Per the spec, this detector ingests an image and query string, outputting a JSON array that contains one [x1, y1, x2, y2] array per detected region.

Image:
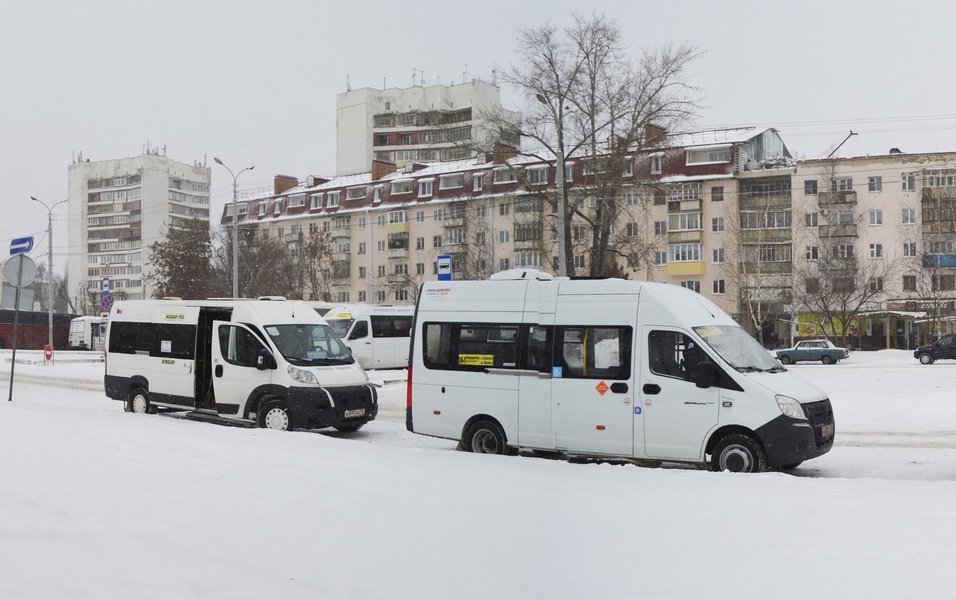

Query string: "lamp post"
[[30, 196, 67, 350], [213, 158, 254, 298], [536, 93, 568, 277]]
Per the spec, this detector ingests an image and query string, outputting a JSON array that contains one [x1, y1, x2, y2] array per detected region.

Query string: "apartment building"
[[67, 150, 211, 304], [793, 152, 956, 349], [221, 128, 797, 335], [335, 79, 519, 176]]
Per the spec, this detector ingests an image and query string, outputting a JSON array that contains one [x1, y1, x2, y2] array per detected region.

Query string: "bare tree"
[[301, 229, 335, 301], [487, 12, 702, 276]]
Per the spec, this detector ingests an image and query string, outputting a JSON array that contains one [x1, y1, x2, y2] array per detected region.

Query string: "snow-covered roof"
[[667, 127, 774, 149]]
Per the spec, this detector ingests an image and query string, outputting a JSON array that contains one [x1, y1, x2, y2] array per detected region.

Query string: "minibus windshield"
[[264, 323, 354, 366], [326, 318, 354, 339], [693, 325, 782, 372]]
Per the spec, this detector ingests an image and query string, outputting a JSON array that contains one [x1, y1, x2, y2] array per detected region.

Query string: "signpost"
[[4, 252, 37, 401], [437, 254, 452, 281]]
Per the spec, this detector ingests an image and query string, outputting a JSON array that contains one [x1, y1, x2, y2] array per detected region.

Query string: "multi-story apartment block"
[[68, 150, 211, 304], [794, 152, 956, 349], [335, 79, 520, 176], [222, 127, 797, 336]]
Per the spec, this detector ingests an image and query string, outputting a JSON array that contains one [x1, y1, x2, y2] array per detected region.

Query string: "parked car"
[[775, 339, 849, 365], [914, 334, 956, 364]]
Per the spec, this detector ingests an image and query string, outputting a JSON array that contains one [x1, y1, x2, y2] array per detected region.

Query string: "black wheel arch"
[[705, 424, 764, 458], [458, 414, 510, 451]]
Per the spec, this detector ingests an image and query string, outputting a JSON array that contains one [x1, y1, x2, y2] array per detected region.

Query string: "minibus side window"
[[649, 330, 707, 382], [523, 325, 553, 372], [350, 320, 369, 340], [555, 326, 631, 379], [152, 324, 196, 359], [108, 321, 152, 354], [422, 322, 520, 371], [219, 325, 267, 367], [371, 315, 413, 338]]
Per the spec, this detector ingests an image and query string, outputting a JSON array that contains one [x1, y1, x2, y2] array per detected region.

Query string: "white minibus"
[[407, 269, 835, 473], [324, 304, 414, 370], [105, 299, 378, 432], [69, 315, 106, 350]]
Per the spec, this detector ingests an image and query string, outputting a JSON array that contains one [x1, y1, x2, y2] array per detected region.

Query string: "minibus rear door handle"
[[609, 382, 628, 393], [215, 365, 223, 377], [642, 383, 661, 395]]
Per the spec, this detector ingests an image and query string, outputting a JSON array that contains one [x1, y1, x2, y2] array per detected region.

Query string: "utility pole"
[[31, 196, 67, 350]]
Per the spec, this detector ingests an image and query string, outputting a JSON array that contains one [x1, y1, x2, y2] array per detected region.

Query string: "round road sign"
[[44, 345, 53, 361], [101, 295, 112, 312], [3, 254, 37, 287]]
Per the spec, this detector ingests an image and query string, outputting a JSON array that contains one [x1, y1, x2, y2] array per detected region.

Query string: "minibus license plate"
[[822, 424, 834, 441], [344, 408, 365, 419]]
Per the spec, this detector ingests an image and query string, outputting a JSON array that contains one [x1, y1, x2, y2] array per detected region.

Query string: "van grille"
[[803, 399, 834, 446]]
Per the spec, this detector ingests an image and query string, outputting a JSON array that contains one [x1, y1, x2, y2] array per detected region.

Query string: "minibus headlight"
[[775, 395, 807, 420], [288, 365, 319, 384]]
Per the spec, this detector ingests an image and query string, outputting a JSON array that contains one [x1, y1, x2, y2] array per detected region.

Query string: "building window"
[[395, 290, 408, 301], [499, 258, 510, 271], [686, 146, 730, 164], [934, 275, 956, 292], [831, 178, 853, 192], [653, 189, 666, 205], [806, 212, 818, 228], [869, 210, 883, 225], [327, 191, 340, 208], [654, 221, 666, 235], [416, 237, 425, 250], [668, 212, 701, 232], [358, 242, 366, 255], [433, 235, 442, 248], [868, 176, 882, 192], [274, 199, 283, 214], [625, 192, 639, 206], [680, 280, 701, 293], [713, 280, 725, 294], [419, 180, 433, 197], [903, 242, 917, 257], [389, 209, 407, 224], [668, 243, 702, 262], [337, 292, 350, 303], [902, 208, 916, 225], [804, 180, 818, 195], [391, 180, 413, 195], [902, 174, 916, 191], [650, 154, 663, 175], [527, 166, 548, 185], [377, 240, 385, 252], [806, 246, 819, 260], [903, 275, 917, 291], [373, 186, 383, 203], [836, 244, 854, 258], [473, 174, 484, 192], [869, 244, 883, 259], [712, 248, 724, 263], [493, 167, 518, 184], [711, 186, 724, 201], [712, 217, 724, 232], [310, 194, 322, 210], [654, 251, 667, 265], [499, 231, 510, 243], [358, 266, 366, 279], [869, 277, 884, 292], [573, 255, 586, 269], [626, 222, 639, 237], [416, 262, 425, 275], [439, 173, 464, 190]]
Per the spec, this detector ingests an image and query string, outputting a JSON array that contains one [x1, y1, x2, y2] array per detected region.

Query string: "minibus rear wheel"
[[711, 434, 767, 473], [127, 389, 153, 414], [464, 419, 512, 455], [258, 399, 294, 432]]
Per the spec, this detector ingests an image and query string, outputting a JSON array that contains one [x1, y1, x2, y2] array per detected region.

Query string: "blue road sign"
[[10, 237, 33, 255], [437, 254, 452, 281]]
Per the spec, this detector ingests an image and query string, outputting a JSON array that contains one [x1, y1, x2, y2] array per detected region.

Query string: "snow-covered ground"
[[1, 349, 954, 599]]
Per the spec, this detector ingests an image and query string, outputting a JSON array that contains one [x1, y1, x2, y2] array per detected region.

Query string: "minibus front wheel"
[[258, 399, 295, 432], [463, 419, 513, 455], [711, 433, 767, 473]]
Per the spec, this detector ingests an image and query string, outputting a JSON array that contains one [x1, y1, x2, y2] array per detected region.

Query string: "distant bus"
[[324, 304, 414, 369], [69, 316, 106, 351], [0, 309, 73, 350]]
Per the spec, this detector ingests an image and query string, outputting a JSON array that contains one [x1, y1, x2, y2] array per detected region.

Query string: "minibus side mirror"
[[693, 361, 719, 389], [256, 349, 277, 370]]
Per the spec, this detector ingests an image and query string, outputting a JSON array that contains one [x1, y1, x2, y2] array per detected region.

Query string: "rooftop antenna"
[[346, 74, 351, 92], [827, 131, 858, 158]]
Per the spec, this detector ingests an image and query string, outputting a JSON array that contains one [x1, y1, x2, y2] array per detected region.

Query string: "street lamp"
[[30, 196, 67, 350], [536, 93, 568, 277], [213, 157, 255, 298]]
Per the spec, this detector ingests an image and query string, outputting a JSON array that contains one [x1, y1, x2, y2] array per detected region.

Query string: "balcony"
[[818, 190, 857, 206], [739, 229, 792, 243], [738, 261, 792, 275], [739, 195, 791, 211], [818, 224, 857, 238], [388, 248, 409, 260], [387, 273, 411, 284], [331, 227, 350, 239], [819, 258, 857, 271], [667, 230, 702, 244]]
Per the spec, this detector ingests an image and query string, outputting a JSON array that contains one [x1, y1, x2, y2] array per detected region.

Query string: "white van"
[[305, 301, 335, 317], [69, 315, 106, 351], [407, 270, 835, 472], [324, 304, 414, 370], [104, 299, 378, 432]]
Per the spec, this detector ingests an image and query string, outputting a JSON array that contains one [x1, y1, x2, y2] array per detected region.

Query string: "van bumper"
[[756, 408, 835, 468], [285, 383, 378, 429]]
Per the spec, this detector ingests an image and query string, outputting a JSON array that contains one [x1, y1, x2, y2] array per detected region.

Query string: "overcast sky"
[[4, 0, 956, 278]]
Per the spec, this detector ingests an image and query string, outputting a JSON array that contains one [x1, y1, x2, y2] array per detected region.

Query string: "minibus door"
[[640, 327, 720, 461], [347, 319, 374, 369], [210, 322, 275, 419], [551, 297, 639, 456]]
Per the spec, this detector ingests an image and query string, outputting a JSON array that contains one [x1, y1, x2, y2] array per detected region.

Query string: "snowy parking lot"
[[1, 348, 954, 598]]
